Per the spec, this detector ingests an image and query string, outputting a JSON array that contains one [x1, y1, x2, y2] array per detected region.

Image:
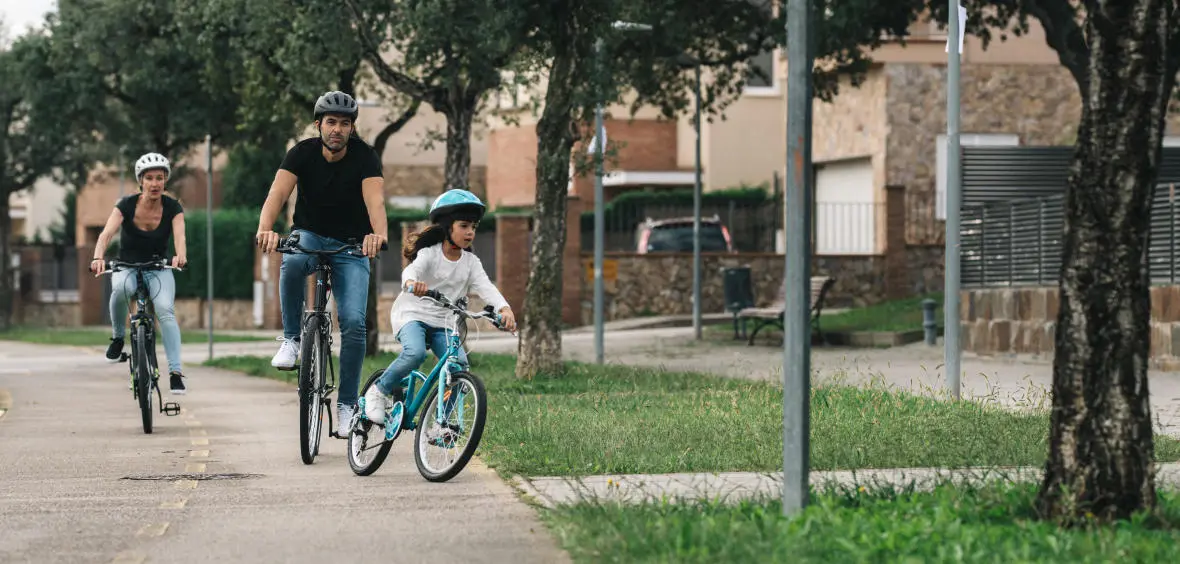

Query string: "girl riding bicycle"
[[89, 152, 189, 395], [363, 189, 516, 424]]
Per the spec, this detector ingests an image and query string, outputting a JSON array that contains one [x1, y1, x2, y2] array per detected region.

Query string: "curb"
[[0, 388, 11, 421]]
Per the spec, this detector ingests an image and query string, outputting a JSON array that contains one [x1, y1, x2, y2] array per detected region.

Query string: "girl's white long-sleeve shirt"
[[389, 243, 510, 337]]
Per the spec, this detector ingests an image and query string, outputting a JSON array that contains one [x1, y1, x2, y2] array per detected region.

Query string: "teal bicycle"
[[348, 290, 509, 481]]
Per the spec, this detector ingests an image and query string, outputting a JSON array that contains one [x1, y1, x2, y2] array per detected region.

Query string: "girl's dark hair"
[[402, 218, 479, 262], [403, 223, 447, 262]]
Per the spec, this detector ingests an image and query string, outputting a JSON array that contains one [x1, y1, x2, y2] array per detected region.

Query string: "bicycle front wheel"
[[298, 320, 326, 464], [135, 324, 153, 434], [413, 371, 487, 482]]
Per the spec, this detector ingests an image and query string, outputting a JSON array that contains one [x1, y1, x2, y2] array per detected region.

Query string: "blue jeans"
[[280, 229, 371, 407], [376, 321, 468, 396], [111, 268, 182, 374]]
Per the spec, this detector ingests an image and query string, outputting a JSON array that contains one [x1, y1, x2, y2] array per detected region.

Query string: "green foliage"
[[44, 189, 78, 247], [220, 139, 289, 211], [174, 208, 264, 300], [46, 0, 259, 167]]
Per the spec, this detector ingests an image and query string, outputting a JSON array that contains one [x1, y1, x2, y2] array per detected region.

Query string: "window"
[[936, 133, 1021, 220], [743, 0, 778, 94]]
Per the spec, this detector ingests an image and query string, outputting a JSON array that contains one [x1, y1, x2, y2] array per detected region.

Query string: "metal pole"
[[783, 0, 813, 516], [692, 63, 702, 340], [206, 135, 214, 361], [944, 0, 963, 400], [593, 37, 606, 365]]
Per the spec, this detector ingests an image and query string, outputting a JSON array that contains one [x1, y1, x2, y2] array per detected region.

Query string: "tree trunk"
[[0, 193, 13, 331], [443, 102, 475, 190], [515, 48, 579, 380], [1037, 0, 1178, 523]]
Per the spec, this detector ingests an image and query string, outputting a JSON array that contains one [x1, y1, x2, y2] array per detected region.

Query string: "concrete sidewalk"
[[512, 463, 1180, 508]]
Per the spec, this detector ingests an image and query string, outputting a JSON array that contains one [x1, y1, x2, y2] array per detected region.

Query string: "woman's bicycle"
[[274, 232, 387, 465], [349, 289, 509, 481], [97, 257, 183, 434]]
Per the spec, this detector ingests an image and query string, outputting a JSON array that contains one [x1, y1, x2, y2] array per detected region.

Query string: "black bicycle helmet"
[[313, 90, 359, 121]]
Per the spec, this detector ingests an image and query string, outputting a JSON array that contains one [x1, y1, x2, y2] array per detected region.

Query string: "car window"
[[645, 224, 729, 252]]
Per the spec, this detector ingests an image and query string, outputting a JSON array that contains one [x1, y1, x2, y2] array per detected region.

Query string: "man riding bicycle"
[[256, 90, 388, 437], [90, 152, 189, 395]]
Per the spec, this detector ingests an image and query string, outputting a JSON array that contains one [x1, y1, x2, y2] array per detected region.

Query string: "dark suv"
[[635, 216, 735, 254]]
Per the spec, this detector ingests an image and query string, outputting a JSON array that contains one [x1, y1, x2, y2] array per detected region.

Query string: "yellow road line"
[[190, 438, 209, 446], [188, 428, 206, 436], [185, 463, 207, 473], [135, 522, 169, 537], [111, 551, 146, 564], [189, 449, 210, 458], [160, 498, 188, 509], [174, 480, 198, 490]]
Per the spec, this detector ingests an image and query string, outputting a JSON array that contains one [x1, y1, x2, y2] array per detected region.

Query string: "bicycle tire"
[[136, 323, 153, 434], [413, 371, 487, 482], [298, 318, 326, 464], [348, 369, 396, 476]]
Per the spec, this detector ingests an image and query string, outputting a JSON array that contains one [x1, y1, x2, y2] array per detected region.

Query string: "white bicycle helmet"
[[134, 152, 171, 180]]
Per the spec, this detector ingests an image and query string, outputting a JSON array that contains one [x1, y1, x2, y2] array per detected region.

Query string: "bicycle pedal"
[[162, 402, 181, 416]]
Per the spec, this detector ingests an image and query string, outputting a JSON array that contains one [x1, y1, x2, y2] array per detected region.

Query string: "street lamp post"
[[675, 53, 704, 340], [593, 20, 653, 365]]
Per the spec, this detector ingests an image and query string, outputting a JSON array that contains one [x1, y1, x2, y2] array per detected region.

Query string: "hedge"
[[174, 208, 263, 299]]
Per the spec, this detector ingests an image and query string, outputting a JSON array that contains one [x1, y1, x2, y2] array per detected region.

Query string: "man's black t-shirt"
[[280, 136, 384, 242], [115, 194, 184, 262]]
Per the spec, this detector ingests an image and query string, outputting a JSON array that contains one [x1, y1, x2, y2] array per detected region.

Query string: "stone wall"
[[883, 63, 1180, 248], [961, 286, 1180, 369], [907, 245, 945, 296], [576, 252, 905, 324]]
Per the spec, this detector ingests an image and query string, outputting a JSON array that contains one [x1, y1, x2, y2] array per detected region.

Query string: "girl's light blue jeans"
[[376, 321, 468, 396], [110, 268, 182, 374]]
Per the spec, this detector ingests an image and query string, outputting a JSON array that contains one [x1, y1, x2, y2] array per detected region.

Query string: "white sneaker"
[[363, 385, 392, 423], [271, 337, 299, 369], [337, 404, 356, 436]]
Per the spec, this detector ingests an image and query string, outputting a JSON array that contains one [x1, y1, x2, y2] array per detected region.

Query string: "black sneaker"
[[170, 371, 186, 395], [106, 337, 124, 363]]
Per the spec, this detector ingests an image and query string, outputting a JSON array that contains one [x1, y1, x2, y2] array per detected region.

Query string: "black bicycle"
[[98, 258, 182, 434], [274, 232, 387, 464]]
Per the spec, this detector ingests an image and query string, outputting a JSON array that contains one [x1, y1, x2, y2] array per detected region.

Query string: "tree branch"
[[258, 52, 317, 108], [341, 0, 430, 100], [372, 97, 422, 158], [1026, 0, 1091, 95]]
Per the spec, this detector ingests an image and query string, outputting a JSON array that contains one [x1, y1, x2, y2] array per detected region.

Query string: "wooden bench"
[[738, 276, 835, 346]]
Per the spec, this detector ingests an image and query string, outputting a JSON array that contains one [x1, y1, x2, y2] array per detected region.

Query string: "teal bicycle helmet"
[[429, 188, 486, 224]]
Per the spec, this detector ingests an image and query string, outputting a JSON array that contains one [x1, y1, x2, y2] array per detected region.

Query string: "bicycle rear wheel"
[[135, 323, 153, 434], [414, 371, 487, 482], [348, 369, 396, 476], [298, 319, 326, 464]]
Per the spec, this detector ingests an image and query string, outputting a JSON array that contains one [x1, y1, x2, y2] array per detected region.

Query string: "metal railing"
[[961, 183, 1180, 287], [815, 202, 880, 255]]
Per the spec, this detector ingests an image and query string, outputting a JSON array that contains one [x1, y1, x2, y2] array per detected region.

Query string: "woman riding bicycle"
[[89, 152, 189, 395], [362, 188, 516, 424]]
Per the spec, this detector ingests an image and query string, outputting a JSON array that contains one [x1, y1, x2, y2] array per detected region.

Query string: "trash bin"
[[722, 266, 755, 339]]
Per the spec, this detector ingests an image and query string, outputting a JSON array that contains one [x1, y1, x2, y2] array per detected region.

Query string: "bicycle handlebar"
[[419, 288, 513, 334], [275, 232, 389, 256], [95, 258, 181, 276]]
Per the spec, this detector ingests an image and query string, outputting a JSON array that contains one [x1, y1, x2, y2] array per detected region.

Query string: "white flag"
[[945, 4, 967, 54]]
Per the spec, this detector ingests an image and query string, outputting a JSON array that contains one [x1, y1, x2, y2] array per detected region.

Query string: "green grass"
[[541, 482, 1180, 563], [710, 293, 946, 339], [819, 292, 944, 333], [203, 352, 1180, 478], [0, 326, 269, 346]]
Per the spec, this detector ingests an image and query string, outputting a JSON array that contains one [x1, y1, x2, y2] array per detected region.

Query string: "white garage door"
[[815, 158, 875, 255]]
